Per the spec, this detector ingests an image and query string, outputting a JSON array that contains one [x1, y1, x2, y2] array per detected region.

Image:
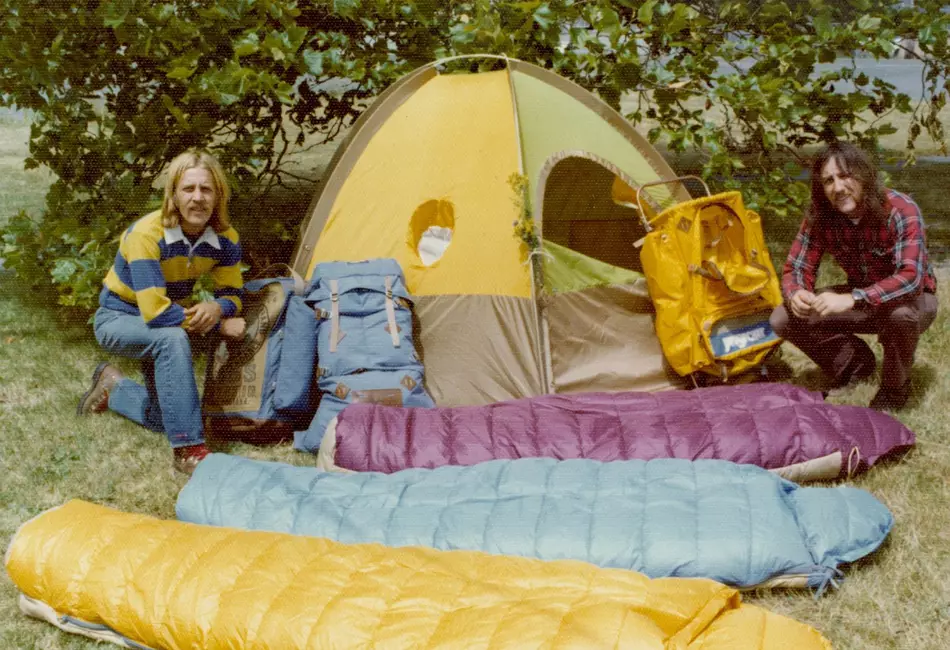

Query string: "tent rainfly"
[[292, 55, 693, 407]]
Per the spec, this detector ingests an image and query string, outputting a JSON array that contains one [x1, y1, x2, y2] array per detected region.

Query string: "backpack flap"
[[307, 259, 419, 377]]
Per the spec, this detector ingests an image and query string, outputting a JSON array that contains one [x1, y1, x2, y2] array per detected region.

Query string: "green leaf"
[[759, 2, 790, 21], [160, 94, 187, 125], [51, 258, 78, 284], [302, 49, 324, 76], [817, 48, 836, 64], [759, 76, 784, 92], [412, 0, 439, 21], [333, 0, 359, 19], [856, 15, 881, 31], [667, 4, 693, 33], [875, 36, 897, 56], [233, 33, 260, 58], [273, 81, 294, 105], [813, 11, 832, 38], [102, 5, 128, 28], [166, 66, 196, 80], [638, 0, 657, 25], [533, 4, 553, 30]]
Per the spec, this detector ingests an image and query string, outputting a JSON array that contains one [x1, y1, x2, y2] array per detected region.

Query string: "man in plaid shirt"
[[770, 141, 938, 410]]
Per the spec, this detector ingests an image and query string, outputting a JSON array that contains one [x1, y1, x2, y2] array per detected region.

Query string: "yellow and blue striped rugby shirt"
[[100, 211, 243, 327]]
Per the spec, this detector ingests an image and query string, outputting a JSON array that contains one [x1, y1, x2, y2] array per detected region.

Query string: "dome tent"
[[291, 55, 693, 406]]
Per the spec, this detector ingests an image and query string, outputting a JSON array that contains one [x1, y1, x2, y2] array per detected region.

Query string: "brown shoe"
[[172, 443, 211, 476], [76, 362, 124, 415], [869, 381, 912, 411], [829, 350, 876, 389]]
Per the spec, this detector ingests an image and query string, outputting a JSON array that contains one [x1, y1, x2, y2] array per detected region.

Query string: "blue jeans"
[[93, 307, 204, 448]]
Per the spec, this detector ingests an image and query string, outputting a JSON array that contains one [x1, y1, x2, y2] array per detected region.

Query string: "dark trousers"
[[769, 289, 938, 389]]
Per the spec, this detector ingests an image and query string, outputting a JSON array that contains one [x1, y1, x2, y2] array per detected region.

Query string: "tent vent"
[[409, 199, 455, 266], [418, 226, 453, 265]]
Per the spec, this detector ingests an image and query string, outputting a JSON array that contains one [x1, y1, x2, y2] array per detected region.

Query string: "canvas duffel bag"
[[202, 271, 318, 445]]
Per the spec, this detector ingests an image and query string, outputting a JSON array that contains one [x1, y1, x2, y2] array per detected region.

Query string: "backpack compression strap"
[[384, 276, 401, 348], [329, 279, 341, 353]]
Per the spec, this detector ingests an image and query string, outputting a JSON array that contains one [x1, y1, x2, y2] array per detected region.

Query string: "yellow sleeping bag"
[[5, 500, 831, 650]]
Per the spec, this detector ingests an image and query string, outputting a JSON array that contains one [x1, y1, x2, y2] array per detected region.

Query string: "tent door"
[[536, 155, 680, 394]]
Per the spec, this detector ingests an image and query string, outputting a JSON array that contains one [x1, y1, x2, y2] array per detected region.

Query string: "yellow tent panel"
[[307, 70, 529, 298]]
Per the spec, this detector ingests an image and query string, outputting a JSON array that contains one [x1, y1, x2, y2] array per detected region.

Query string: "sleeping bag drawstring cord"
[[846, 446, 862, 478], [811, 566, 845, 600]]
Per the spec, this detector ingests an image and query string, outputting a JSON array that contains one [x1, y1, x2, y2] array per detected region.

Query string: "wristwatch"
[[850, 288, 865, 307]]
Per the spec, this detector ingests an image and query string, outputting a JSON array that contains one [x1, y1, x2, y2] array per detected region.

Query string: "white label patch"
[[721, 327, 767, 353]]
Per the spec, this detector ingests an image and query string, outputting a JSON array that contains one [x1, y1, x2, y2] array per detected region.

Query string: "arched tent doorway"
[[536, 153, 682, 393]]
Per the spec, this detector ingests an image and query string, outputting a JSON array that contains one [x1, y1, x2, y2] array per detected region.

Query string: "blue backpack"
[[293, 259, 434, 452]]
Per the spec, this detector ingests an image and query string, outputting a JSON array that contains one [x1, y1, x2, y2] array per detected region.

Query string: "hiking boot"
[[76, 362, 124, 416], [829, 351, 876, 389], [172, 443, 211, 476], [869, 381, 912, 412]]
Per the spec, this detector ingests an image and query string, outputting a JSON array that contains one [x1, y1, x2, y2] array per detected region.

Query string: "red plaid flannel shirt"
[[781, 189, 937, 306]]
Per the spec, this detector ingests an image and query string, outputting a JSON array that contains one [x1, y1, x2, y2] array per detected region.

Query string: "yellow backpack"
[[635, 181, 783, 382]]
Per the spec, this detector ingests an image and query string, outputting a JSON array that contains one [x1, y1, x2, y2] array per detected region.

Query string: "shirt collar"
[[163, 225, 221, 250]]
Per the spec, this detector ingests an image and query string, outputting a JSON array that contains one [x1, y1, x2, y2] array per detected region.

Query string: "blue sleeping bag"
[[177, 454, 892, 593]]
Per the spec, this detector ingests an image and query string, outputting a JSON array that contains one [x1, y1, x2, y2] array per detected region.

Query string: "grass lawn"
[[2, 107, 950, 649]]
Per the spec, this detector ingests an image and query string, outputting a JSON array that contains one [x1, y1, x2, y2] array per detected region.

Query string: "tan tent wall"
[[543, 283, 680, 394], [532, 152, 681, 394], [414, 294, 545, 406]]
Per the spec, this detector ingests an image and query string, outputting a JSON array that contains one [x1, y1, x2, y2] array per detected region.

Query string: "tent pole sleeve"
[[506, 63, 553, 394]]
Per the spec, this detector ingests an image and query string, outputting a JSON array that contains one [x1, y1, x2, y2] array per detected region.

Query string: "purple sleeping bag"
[[316, 383, 915, 481]]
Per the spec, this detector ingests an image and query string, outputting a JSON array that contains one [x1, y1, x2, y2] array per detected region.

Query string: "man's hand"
[[218, 317, 246, 340], [184, 301, 223, 335], [789, 289, 817, 319], [811, 292, 856, 317]]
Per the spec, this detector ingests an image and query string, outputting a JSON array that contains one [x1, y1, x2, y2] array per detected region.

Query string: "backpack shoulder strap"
[[329, 279, 341, 353], [383, 276, 401, 348]]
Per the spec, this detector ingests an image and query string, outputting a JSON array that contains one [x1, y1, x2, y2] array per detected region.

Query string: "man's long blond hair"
[[161, 150, 231, 233]]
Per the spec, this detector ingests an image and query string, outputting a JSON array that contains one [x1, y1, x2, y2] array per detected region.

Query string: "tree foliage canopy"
[[1, 0, 948, 307]]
